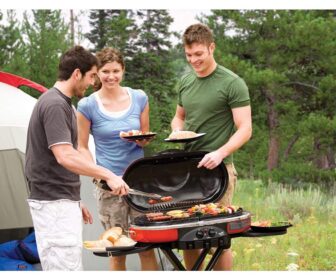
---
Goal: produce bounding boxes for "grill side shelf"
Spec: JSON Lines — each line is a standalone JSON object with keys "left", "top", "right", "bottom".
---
{"left": 93, "top": 243, "right": 156, "bottom": 257}
{"left": 231, "top": 229, "right": 288, "bottom": 238}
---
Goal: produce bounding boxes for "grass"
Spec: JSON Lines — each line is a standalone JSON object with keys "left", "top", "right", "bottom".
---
{"left": 227, "top": 180, "right": 336, "bottom": 270}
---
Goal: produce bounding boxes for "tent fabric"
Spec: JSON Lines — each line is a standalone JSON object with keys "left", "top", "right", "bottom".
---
{"left": 0, "top": 149, "right": 32, "bottom": 230}
{"left": 0, "top": 82, "right": 36, "bottom": 230}
{"left": 0, "top": 75, "right": 96, "bottom": 233}
{"left": 0, "top": 71, "right": 47, "bottom": 93}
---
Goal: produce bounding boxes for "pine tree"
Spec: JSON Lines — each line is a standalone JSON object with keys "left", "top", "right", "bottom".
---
{"left": 0, "top": 10, "right": 26, "bottom": 75}
{"left": 204, "top": 10, "right": 336, "bottom": 186}
{"left": 86, "top": 9, "right": 137, "bottom": 55}
{"left": 125, "top": 10, "right": 178, "bottom": 153}
{"left": 22, "top": 10, "right": 70, "bottom": 90}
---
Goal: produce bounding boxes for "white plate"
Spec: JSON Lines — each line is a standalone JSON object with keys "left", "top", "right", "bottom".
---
{"left": 164, "top": 132, "right": 206, "bottom": 143}
{"left": 84, "top": 247, "right": 106, "bottom": 253}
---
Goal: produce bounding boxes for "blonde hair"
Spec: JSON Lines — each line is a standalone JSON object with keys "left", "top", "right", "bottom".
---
{"left": 183, "top": 24, "right": 214, "bottom": 47}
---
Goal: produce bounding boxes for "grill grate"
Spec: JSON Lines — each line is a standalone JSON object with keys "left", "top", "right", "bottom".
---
{"left": 149, "top": 199, "right": 206, "bottom": 212}
{"left": 133, "top": 208, "right": 244, "bottom": 227}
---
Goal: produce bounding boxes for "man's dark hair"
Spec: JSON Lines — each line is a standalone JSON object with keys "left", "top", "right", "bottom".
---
{"left": 183, "top": 23, "right": 214, "bottom": 47}
{"left": 58, "top": 45, "right": 98, "bottom": 81}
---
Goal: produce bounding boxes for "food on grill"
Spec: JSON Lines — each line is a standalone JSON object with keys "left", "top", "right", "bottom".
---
{"left": 160, "top": 196, "right": 173, "bottom": 202}
{"left": 251, "top": 220, "right": 271, "bottom": 227}
{"left": 146, "top": 212, "right": 164, "bottom": 218}
{"left": 149, "top": 215, "right": 172, "bottom": 221}
{"left": 114, "top": 235, "right": 136, "bottom": 247}
{"left": 146, "top": 212, "right": 172, "bottom": 221}
{"left": 187, "top": 203, "right": 240, "bottom": 216}
{"left": 166, "top": 210, "right": 184, "bottom": 216}
{"left": 99, "top": 227, "right": 123, "bottom": 243}
{"left": 166, "top": 210, "right": 190, "bottom": 219}
{"left": 148, "top": 196, "right": 173, "bottom": 204}
{"left": 168, "top": 130, "right": 198, "bottom": 139}
{"left": 148, "top": 199, "right": 158, "bottom": 205}
{"left": 83, "top": 239, "right": 113, "bottom": 248}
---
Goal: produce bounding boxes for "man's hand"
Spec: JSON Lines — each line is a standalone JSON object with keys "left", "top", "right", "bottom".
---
{"left": 80, "top": 203, "right": 93, "bottom": 224}
{"left": 197, "top": 150, "right": 224, "bottom": 170}
{"left": 106, "top": 175, "right": 129, "bottom": 196}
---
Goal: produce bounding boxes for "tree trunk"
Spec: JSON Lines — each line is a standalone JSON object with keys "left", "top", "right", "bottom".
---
{"left": 70, "top": 10, "right": 75, "bottom": 46}
{"left": 284, "top": 134, "right": 300, "bottom": 160}
{"left": 263, "top": 88, "right": 280, "bottom": 170}
{"left": 313, "top": 138, "right": 329, "bottom": 169}
{"left": 326, "top": 146, "right": 336, "bottom": 168}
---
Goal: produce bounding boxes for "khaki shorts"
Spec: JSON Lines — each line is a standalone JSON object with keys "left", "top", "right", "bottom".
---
{"left": 95, "top": 187, "right": 141, "bottom": 232}
{"left": 218, "top": 163, "right": 238, "bottom": 206}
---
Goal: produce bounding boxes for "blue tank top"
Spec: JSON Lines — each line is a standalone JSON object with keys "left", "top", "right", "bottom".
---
{"left": 77, "top": 88, "right": 148, "bottom": 176}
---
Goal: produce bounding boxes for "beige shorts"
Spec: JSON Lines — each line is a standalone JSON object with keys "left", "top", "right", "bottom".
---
{"left": 218, "top": 163, "right": 238, "bottom": 206}
{"left": 95, "top": 187, "right": 141, "bottom": 232}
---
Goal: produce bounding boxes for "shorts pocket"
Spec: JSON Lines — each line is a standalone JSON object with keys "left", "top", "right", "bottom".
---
{"left": 41, "top": 235, "right": 82, "bottom": 271}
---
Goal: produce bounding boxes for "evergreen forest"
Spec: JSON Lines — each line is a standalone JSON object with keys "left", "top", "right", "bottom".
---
{"left": 1, "top": 9, "right": 335, "bottom": 192}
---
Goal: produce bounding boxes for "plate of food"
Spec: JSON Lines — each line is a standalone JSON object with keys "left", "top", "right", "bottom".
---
{"left": 120, "top": 130, "right": 157, "bottom": 140}
{"left": 109, "top": 235, "right": 137, "bottom": 250}
{"left": 83, "top": 239, "right": 112, "bottom": 253}
{"left": 251, "top": 221, "right": 292, "bottom": 232}
{"left": 164, "top": 131, "right": 206, "bottom": 143}
{"left": 84, "top": 227, "right": 137, "bottom": 252}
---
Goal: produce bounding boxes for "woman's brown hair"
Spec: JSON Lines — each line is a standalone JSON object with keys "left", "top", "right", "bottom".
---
{"left": 94, "top": 47, "right": 125, "bottom": 90}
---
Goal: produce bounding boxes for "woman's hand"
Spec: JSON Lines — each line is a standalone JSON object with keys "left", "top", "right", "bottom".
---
{"left": 134, "top": 137, "right": 155, "bottom": 147}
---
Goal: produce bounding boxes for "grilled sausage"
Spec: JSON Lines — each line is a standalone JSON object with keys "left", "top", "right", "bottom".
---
{"left": 148, "top": 199, "right": 159, "bottom": 205}
{"left": 146, "top": 212, "right": 164, "bottom": 218}
{"left": 160, "top": 196, "right": 173, "bottom": 202}
{"left": 149, "top": 215, "right": 172, "bottom": 221}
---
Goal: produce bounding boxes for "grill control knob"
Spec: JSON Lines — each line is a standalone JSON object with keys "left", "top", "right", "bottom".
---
{"left": 208, "top": 228, "right": 216, "bottom": 237}
{"left": 196, "top": 230, "right": 205, "bottom": 239}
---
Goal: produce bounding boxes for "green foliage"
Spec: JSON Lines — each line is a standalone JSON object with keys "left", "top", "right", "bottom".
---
{"left": 204, "top": 10, "right": 336, "bottom": 187}
{"left": 0, "top": 10, "right": 27, "bottom": 75}
{"left": 226, "top": 180, "right": 336, "bottom": 270}
{"left": 22, "top": 10, "right": 70, "bottom": 88}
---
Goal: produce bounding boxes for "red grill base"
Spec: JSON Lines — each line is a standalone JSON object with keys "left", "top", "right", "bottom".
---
{"left": 129, "top": 228, "right": 178, "bottom": 243}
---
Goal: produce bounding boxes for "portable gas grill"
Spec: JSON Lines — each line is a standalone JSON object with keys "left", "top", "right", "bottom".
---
{"left": 92, "top": 150, "right": 291, "bottom": 270}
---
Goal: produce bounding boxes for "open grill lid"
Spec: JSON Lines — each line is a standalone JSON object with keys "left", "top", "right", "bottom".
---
{"left": 122, "top": 150, "right": 229, "bottom": 213}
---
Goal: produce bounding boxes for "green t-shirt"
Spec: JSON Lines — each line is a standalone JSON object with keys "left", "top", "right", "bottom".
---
{"left": 177, "top": 64, "right": 250, "bottom": 164}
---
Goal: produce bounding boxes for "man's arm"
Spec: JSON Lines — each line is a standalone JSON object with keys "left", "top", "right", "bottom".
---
{"left": 198, "top": 105, "right": 252, "bottom": 169}
{"left": 171, "top": 105, "right": 186, "bottom": 131}
{"left": 51, "top": 144, "right": 128, "bottom": 195}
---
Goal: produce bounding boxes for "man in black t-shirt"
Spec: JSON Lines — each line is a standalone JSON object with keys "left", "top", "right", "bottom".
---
{"left": 25, "top": 46, "right": 129, "bottom": 270}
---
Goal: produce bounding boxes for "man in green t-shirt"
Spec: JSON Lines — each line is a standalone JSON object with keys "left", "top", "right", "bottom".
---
{"left": 171, "top": 23, "right": 252, "bottom": 270}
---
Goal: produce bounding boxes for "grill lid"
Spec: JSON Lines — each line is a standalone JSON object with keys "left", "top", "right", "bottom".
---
{"left": 122, "top": 150, "right": 229, "bottom": 213}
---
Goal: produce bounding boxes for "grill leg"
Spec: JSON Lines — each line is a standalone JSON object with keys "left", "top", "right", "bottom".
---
{"left": 204, "top": 247, "right": 225, "bottom": 271}
{"left": 191, "top": 248, "right": 210, "bottom": 271}
{"left": 160, "top": 247, "right": 186, "bottom": 271}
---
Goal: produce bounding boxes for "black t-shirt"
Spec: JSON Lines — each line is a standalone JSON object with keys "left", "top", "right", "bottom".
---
{"left": 25, "top": 87, "right": 80, "bottom": 201}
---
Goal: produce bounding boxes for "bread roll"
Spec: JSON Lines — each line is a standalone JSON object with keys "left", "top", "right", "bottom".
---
{"left": 114, "top": 235, "right": 136, "bottom": 247}
{"left": 168, "top": 130, "right": 198, "bottom": 139}
{"left": 99, "top": 227, "right": 123, "bottom": 243}
{"left": 83, "top": 239, "right": 113, "bottom": 248}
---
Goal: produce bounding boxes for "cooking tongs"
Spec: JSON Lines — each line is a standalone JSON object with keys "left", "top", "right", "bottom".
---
{"left": 128, "top": 188, "right": 162, "bottom": 200}
{"left": 93, "top": 178, "right": 162, "bottom": 199}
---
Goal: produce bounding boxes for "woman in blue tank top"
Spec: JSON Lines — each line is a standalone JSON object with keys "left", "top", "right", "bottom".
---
{"left": 77, "top": 47, "right": 158, "bottom": 271}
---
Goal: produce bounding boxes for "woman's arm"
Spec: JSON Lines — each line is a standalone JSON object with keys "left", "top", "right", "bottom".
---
{"left": 136, "top": 102, "right": 151, "bottom": 147}
{"left": 77, "top": 111, "right": 94, "bottom": 162}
